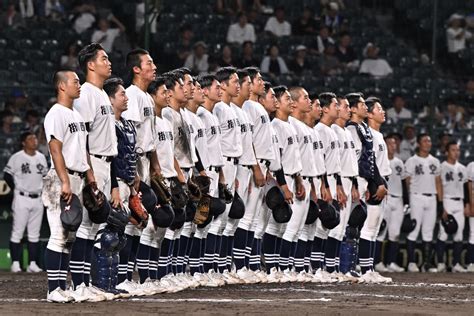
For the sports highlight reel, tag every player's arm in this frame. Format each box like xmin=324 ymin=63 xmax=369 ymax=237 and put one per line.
xmin=351 ymin=177 xmax=359 ymax=202
xmin=463 ymin=180 xmax=471 ymax=216
xmin=84 ymin=147 xmax=96 ymax=185
xmin=469 ymin=180 xmax=473 ymax=216
xmin=172 ymin=157 xmax=186 ymax=184
xmin=274 ymin=167 xmax=293 ymax=204
xmin=310 ymin=179 xmax=318 ymax=201
xmin=321 ymin=174 xmax=331 ymax=202
xmin=334 ymin=173 xmax=347 ymax=208
xmin=295 ymin=174 xmax=305 ymax=200
xmin=435 ymin=175 xmax=446 ymax=219
xmin=251 ymin=144 xmax=265 ymax=187
xmin=109 ymin=158 xmax=122 ymax=208
xmin=149 ymin=149 xmax=162 ymax=177
xmin=49 ymin=138 xmax=73 ymax=203
xmin=194 ymin=148 xmax=207 ymax=177
xmin=371 ymin=162 xmax=387 ymax=201
xmin=3 ymin=172 xmax=14 ymax=192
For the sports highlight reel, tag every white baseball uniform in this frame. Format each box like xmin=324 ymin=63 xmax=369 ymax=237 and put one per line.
xmin=384 ymin=157 xmax=407 ymax=242
xmin=183 ymin=108 xmax=209 ymax=170
xmin=439 ymin=161 xmax=467 ymax=242
xmin=5 ymin=150 xmax=48 ymax=244
xmin=162 ymin=107 xmax=194 ymax=169
xmin=73 ymin=82 xmax=117 ymax=240
xmin=42 ymin=103 xmax=89 ymax=253
xmin=329 ymin=123 xmax=359 ymax=241
xmin=405 ymin=154 xmax=440 ymax=242
xmin=467 ymin=162 xmax=474 ymax=245
xmin=182 ymin=108 xmax=200 ymax=165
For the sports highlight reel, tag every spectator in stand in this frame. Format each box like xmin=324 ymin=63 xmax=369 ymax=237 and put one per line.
xmin=184 ymin=41 xmax=209 ymax=75
xmin=264 ymin=6 xmax=291 ymax=37
xmin=321 ymin=1 xmax=347 ymax=34
xmin=237 ymin=41 xmax=260 ymax=68
xmin=71 ymin=1 xmax=96 ymax=34
xmin=91 ymin=17 xmax=126 ymax=53
xmin=387 ymin=132 xmax=403 ymax=157
xmin=335 ymin=32 xmax=358 ymax=70
xmin=260 ymin=44 xmax=289 ymax=79
xmin=0 ymin=110 xmax=15 ymax=137
xmin=218 ymin=45 xmax=235 ymax=67
xmin=446 ymin=14 xmax=472 ymax=54
xmin=288 ymin=45 xmax=312 ymax=75
xmin=435 ymin=132 xmax=452 ymax=161
xmin=247 ymin=8 xmax=264 ymax=33
xmin=466 ymin=78 xmax=474 ymax=96
xmin=60 ymin=40 xmax=82 ymax=72
xmin=227 ymin=12 xmax=256 ymax=45
xmin=18 ymin=0 xmax=34 ymax=18
xmin=359 ymin=42 xmax=393 ymax=78
xmin=292 ymin=6 xmax=319 ymax=36
xmin=44 ymin=0 xmax=65 ymax=18
xmin=23 ymin=110 xmax=41 ymax=134
xmin=399 ymin=124 xmax=417 ymax=162
xmin=0 ymin=3 xmax=25 ymax=29
xmin=443 ymin=99 xmax=466 ymax=130
xmin=313 ymin=25 xmax=335 ymax=55
xmin=216 ymin=0 xmax=243 ymax=15
xmin=319 ymin=43 xmax=343 ymax=75
xmin=176 ymin=23 xmax=194 ymax=67
xmin=386 ymin=95 xmax=413 ymax=122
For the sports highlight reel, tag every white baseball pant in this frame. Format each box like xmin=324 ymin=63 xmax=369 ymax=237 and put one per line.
xmin=264 ymin=175 xmax=295 ymax=238
xmin=438 ymin=198 xmax=465 ymax=242
xmin=223 ymin=165 xmax=252 ymax=236
xmin=382 ymin=195 xmax=404 ymax=242
xmin=282 ymin=178 xmax=311 ymax=242
xmin=407 ymin=194 xmax=437 ymax=242
xmin=10 ymin=191 xmax=44 ymax=243
xmin=328 ymin=177 xmax=353 ymax=241
xmin=194 ymin=167 xmax=220 ymax=239
xmin=314 ymin=175 xmax=338 ymax=240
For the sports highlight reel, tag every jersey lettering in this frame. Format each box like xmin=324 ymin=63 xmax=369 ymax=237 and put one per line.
xmin=458 ymin=172 xmax=464 ymax=182
xmin=21 ymin=162 xmax=31 ymax=174
xmin=227 ymin=119 xmax=235 ymax=129
xmin=68 ymin=122 xmax=86 ymax=134
xmin=288 ymin=136 xmax=294 ymax=145
xmin=445 ymin=171 xmax=454 ymax=182
xmin=415 ymin=164 xmax=424 ymax=175
xmin=143 ymin=107 xmax=154 ymax=117
xmin=395 ymin=165 xmax=402 ymax=176
xmin=260 ymin=115 xmax=268 ymax=124
xmin=429 ymin=164 xmax=437 ymax=175
xmin=36 ymin=163 xmax=45 ymax=175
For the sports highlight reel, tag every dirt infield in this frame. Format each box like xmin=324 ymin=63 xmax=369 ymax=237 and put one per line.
xmin=0 ymin=272 xmax=472 ymax=315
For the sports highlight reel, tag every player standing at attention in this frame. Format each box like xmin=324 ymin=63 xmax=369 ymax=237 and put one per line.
xmin=5 ymin=131 xmax=48 ymax=273
xmin=436 ymin=141 xmax=469 ymax=273
xmin=43 ymin=70 xmax=90 ymax=302
xmin=467 ymin=161 xmax=474 ymax=272
xmin=70 ymin=43 xmax=117 ymax=300
xmin=405 ymin=134 xmax=442 ymax=273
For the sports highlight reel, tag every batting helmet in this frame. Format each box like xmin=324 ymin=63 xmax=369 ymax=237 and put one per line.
xmin=272 ymin=202 xmax=292 ymax=224
xmin=305 ymin=198 xmax=319 ymax=225
xmin=401 ymin=214 xmax=417 ymax=233
xmin=106 ymin=206 xmax=129 ymax=233
xmin=89 ymin=199 xmax=111 ymax=224
xmin=170 ymin=207 xmax=185 ymax=230
xmin=60 ymin=194 xmax=83 ymax=232
xmin=151 ymin=204 xmax=175 ymax=228
xmin=346 ymin=226 xmax=359 ymax=240
xmin=139 ymin=181 xmax=158 ymax=213
xmin=348 ymin=200 xmax=367 ymax=228
xmin=441 ymin=214 xmax=458 ymax=235
xmin=265 ymin=186 xmax=285 ymax=210
xmin=229 ymin=191 xmax=245 ymax=219
xmin=185 ymin=200 xmax=197 ymax=222
xmin=210 ymin=196 xmax=226 ymax=217
xmin=319 ymin=199 xmax=340 ymax=229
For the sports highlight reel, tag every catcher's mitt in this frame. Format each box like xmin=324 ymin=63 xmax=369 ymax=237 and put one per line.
xmin=218 ymin=182 xmax=233 ymax=204
xmin=169 ymin=177 xmax=188 ymax=209
xmin=193 ymin=175 xmax=211 ymax=195
xmin=150 ymin=174 xmax=171 ymax=205
xmin=82 ymin=182 xmax=106 ymax=212
xmin=187 ymin=179 xmax=202 ymax=201
xmin=193 ymin=194 xmax=210 ymax=225
xmin=128 ymin=194 xmax=149 ymax=229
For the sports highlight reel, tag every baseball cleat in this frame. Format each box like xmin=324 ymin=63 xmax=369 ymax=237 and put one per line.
xmin=387 ymin=263 xmax=405 ymax=272
xmin=467 ymin=264 xmax=474 ymax=272
xmin=436 ymin=263 xmax=447 ymax=273
xmin=374 ymin=262 xmax=389 ymax=273
xmin=452 ymin=263 xmax=468 ymax=273
xmin=47 ymin=287 xmax=74 ymax=303
xmin=407 ymin=263 xmax=420 ymax=273
xmin=11 ymin=261 xmax=22 ymax=273
xmin=27 ymin=262 xmax=43 ymax=273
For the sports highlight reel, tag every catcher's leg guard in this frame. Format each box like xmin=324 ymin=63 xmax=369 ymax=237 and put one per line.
xmin=339 ymin=238 xmax=359 ymax=274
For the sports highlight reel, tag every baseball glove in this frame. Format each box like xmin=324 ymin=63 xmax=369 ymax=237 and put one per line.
xmin=150 ymin=174 xmax=172 ymax=205
xmin=169 ymin=177 xmax=189 ymax=209
xmin=128 ymin=194 xmax=149 ymax=229
xmin=218 ymin=182 xmax=233 ymax=204
xmin=193 ymin=175 xmax=211 ymax=195
xmin=82 ymin=182 xmax=106 ymax=212
xmin=187 ymin=179 xmax=202 ymax=201
xmin=193 ymin=194 xmax=211 ymax=225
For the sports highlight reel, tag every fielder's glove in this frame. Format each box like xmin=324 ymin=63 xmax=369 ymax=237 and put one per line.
xmin=128 ymin=194 xmax=149 ymax=229
xmin=218 ymin=182 xmax=233 ymax=204
xmin=82 ymin=182 xmax=106 ymax=213
xmin=193 ymin=194 xmax=211 ymax=225
xmin=150 ymin=173 xmax=172 ymax=205
xmin=169 ymin=177 xmax=189 ymax=209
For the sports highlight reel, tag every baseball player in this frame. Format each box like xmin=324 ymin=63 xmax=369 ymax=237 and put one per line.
xmin=436 ymin=141 xmax=469 ymax=273
xmin=264 ymin=85 xmax=305 ymax=282
xmin=70 ymin=43 xmax=117 ymax=300
xmin=313 ymin=92 xmax=344 ymax=281
xmin=346 ymin=93 xmax=389 ymax=283
xmin=287 ymin=87 xmax=319 ymax=282
xmin=236 ymin=69 xmax=273 ymax=283
xmin=327 ymin=96 xmax=359 ymax=279
xmin=206 ymin=67 xmax=242 ymax=279
xmin=380 ymin=135 xmax=409 ymax=273
xmin=43 ymin=70 xmax=91 ymax=302
xmin=467 ymin=161 xmax=474 ymax=272
xmin=404 ymin=133 xmax=442 ymax=273
xmin=196 ymin=74 xmax=226 ymax=285
xmin=5 ymin=131 xmax=48 ymax=273
xmin=366 ymin=97 xmax=392 ymax=276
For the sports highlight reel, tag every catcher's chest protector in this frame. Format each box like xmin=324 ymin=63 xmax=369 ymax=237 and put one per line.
xmin=115 ymin=118 xmax=138 ymax=183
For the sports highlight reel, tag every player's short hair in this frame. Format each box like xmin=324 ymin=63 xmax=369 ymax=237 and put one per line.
xmin=52 ymin=70 xmax=74 ymax=92
xmin=445 ymin=140 xmax=458 ymax=152
xmin=318 ymin=92 xmax=337 ymax=107
xmin=20 ymin=131 xmax=35 ymax=143
xmin=366 ymin=96 xmax=381 ymax=112
xmin=416 ymin=133 xmax=430 ymax=144
xmin=263 ymin=81 xmax=272 ymax=94
xmin=345 ymin=92 xmax=363 ymax=108
xmin=244 ymin=67 xmax=260 ymax=81
xmin=103 ymin=77 xmax=124 ymax=97
xmin=216 ymin=66 xmax=237 ymax=84
xmin=176 ymin=67 xmax=192 ymax=76
xmin=273 ymin=85 xmax=288 ymax=100
xmin=289 ymin=86 xmax=304 ymax=101
xmin=163 ymin=71 xmax=181 ymax=91
xmin=236 ymin=69 xmax=249 ymax=84
xmin=386 ymin=132 xmax=402 ymax=141
xmin=148 ymin=76 xmax=166 ymax=95
xmin=126 ymin=48 xmax=149 ymax=75
xmin=78 ymin=43 xmax=105 ymax=75
xmin=198 ymin=74 xmax=217 ymax=89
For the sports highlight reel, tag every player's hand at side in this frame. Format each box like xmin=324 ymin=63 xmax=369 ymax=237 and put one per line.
xmin=111 ymin=187 xmax=123 ymax=209
xmin=61 ymin=181 xmax=73 ymax=204
xmin=310 ymin=187 xmax=318 ymax=201
xmin=464 ymin=204 xmax=470 ymax=217
xmin=295 ymin=177 xmax=305 ymax=201
xmin=252 ymin=165 xmax=265 ymax=187
xmin=235 ymin=178 xmax=239 ymax=190
xmin=321 ymin=186 xmax=332 ymax=202
xmin=351 ymin=185 xmax=360 ymax=202
xmin=133 ymin=174 xmax=141 ymax=193
xmin=442 ymin=209 xmax=448 ymax=221
xmin=281 ymin=184 xmax=294 ymax=204
xmin=374 ymin=184 xmax=387 ymax=201
xmin=336 ymin=185 xmax=347 ymax=208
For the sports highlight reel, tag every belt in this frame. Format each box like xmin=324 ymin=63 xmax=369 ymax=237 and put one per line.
xmin=259 ymin=159 xmax=271 ymax=167
xmin=117 ymin=178 xmax=134 ymax=186
xmin=181 ymin=167 xmax=191 ymax=173
xmin=343 ymin=176 xmax=356 ymax=181
xmin=302 ymin=176 xmax=313 ymax=181
xmin=91 ymin=154 xmax=113 ymax=162
xmin=67 ymin=169 xmax=86 ymax=179
xmin=19 ymin=191 xmax=40 ymax=199
xmin=421 ymin=193 xmax=434 ymax=197
xmin=389 ymin=194 xmax=402 ymax=198
xmin=448 ymin=197 xmax=462 ymax=201
xmin=226 ymin=157 xmax=239 ymax=165
xmin=242 ymin=165 xmax=253 ymax=170
xmin=208 ymin=166 xmax=222 ymax=172
xmin=285 ymin=173 xmax=300 ymax=179
xmin=137 ymin=151 xmax=153 ymax=159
